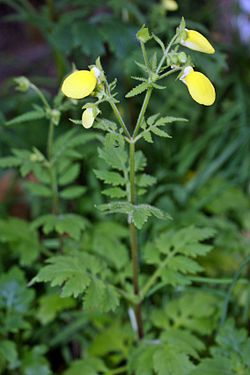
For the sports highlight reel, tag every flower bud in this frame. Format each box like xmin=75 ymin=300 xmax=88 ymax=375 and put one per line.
xmin=14 ymin=76 xmax=30 ymax=92
xmin=51 ymin=109 xmax=61 ymax=126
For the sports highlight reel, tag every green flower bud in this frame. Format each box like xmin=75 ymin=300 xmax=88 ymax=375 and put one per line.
xmin=136 ymin=25 xmax=151 ymax=43
xmin=178 ymin=52 xmax=187 ymax=63
xmin=51 ymin=109 xmax=61 ymax=126
xmin=14 ymin=76 xmax=30 ymax=92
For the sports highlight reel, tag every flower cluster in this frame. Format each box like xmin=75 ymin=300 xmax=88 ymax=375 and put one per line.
xmin=61 ymin=21 xmax=216 ymax=129
xmin=179 ymin=28 xmax=216 ymax=106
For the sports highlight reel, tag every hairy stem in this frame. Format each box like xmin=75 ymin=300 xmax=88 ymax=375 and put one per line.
xmin=129 ymin=142 xmax=144 ymax=339
xmin=133 ymin=87 xmax=152 ymax=138
xmin=109 ymin=100 xmax=131 ymax=139
xmin=140 ymin=41 xmax=149 ymax=68
xmin=47 ymin=119 xmax=60 ymax=215
xmin=156 ymin=34 xmax=178 ymax=74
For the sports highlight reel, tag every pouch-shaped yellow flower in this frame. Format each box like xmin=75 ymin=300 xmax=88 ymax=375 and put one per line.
xmin=181 ymin=29 xmax=215 ymax=54
xmin=180 ymin=66 xmax=215 ymax=106
xmin=81 ymin=107 xmax=99 ymax=129
xmin=61 ymin=70 xmax=97 ymax=99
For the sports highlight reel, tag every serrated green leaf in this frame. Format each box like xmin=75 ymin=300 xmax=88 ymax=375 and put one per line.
xmin=32 ymin=214 xmax=87 ymax=240
xmin=0 ymin=156 xmax=21 ymax=168
xmin=161 ymin=269 xmax=190 ymax=286
xmin=102 ymin=187 xmax=127 ymax=198
xmin=155 ymin=116 xmax=188 ymax=126
xmin=98 ymin=134 xmax=127 ymax=171
xmin=31 ymin=256 xmax=92 ymax=298
xmin=98 ymin=201 xmax=133 ymax=215
xmin=168 ymin=256 xmax=203 ymax=274
xmin=98 ymin=202 xmax=170 ymax=229
xmin=131 ymin=76 xmax=147 ymax=82
xmin=125 ymin=82 xmax=148 ymax=98
xmin=84 ymin=279 xmax=119 ymax=313
xmin=95 ymin=118 xmax=117 ymax=132
xmin=151 ymin=126 xmax=172 ymax=138
xmin=129 ymin=344 xmax=156 ymax=375
xmin=60 ymin=186 xmax=86 ymax=199
xmin=94 ymin=169 xmax=125 ymax=186
xmin=132 ymin=204 xmax=171 ymax=229
xmin=6 ymin=110 xmax=45 ymax=126
xmin=147 ymin=114 xmax=160 ymax=126
xmin=143 ymin=130 xmax=153 ymax=143
xmin=161 ymin=328 xmax=205 ymax=359
xmin=159 ymin=292 xmax=220 ymax=335
xmin=136 ymin=174 xmax=156 ymax=187
xmin=153 ymin=346 xmax=194 ymax=375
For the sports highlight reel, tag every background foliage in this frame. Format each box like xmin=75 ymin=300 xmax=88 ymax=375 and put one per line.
xmin=0 ymin=0 xmax=250 ymax=374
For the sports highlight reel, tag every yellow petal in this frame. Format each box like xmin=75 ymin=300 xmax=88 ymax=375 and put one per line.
xmin=61 ymin=70 xmax=97 ymax=99
xmin=181 ymin=29 xmax=215 ymax=54
xmin=81 ymin=108 xmax=97 ymax=129
xmin=181 ymin=67 xmax=216 ymax=106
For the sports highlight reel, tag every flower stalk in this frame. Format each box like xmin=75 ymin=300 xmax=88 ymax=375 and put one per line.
xmin=129 ymin=141 xmax=144 ymax=339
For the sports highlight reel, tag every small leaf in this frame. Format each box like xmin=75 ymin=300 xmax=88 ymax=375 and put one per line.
xmin=5 ymin=110 xmax=45 ymax=126
xmin=0 ymin=156 xmax=21 ymax=168
xmin=131 ymin=76 xmax=147 ymax=82
xmin=37 ymin=294 xmax=75 ymax=325
xmin=155 ymin=116 xmax=188 ymax=126
xmin=143 ymin=131 xmax=153 ymax=143
xmin=147 ymin=114 xmax=160 ymax=126
xmin=31 ymin=256 xmax=92 ymax=298
xmin=60 ymin=186 xmax=86 ymax=199
xmin=125 ymin=82 xmax=148 ymax=98
xmin=152 ymin=33 xmax=165 ymax=52
xmin=58 ymin=164 xmax=80 ymax=186
xmin=94 ymin=169 xmax=125 ymax=186
xmin=102 ymin=187 xmax=127 ymax=198
xmin=153 ymin=346 xmax=194 ymax=375
xmin=25 ymin=182 xmax=52 ymax=197
xmin=152 ymin=83 xmax=166 ymax=90
xmin=136 ymin=174 xmax=156 ymax=187
xmin=84 ymin=279 xmax=119 ymax=313
xmin=151 ymin=127 xmax=172 ymax=138
xmin=32 ymin=214 xmax=87 ymax=240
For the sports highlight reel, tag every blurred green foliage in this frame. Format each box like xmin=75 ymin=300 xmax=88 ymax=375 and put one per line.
xmin=0 ymin=0 xmax=250 ymax=374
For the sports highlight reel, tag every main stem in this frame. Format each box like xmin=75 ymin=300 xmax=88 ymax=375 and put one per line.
xmin=129 ymin=142 xmax=144 ymax=339
xmin=47 ymin=119 xmax=60 ymax=214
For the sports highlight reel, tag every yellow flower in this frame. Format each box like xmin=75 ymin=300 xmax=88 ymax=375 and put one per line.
xmin=180 ymin=66 xmax=216 ymax=106
xmin=61 ymin=69 xmax=97 ymax=99
xmin=181 ymin=29 xmax=215 ymax=54
xmin=81 ymin=107 xmax=99 ymax=129
xmin=162 ymin=0 xmax=178 ymax=11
